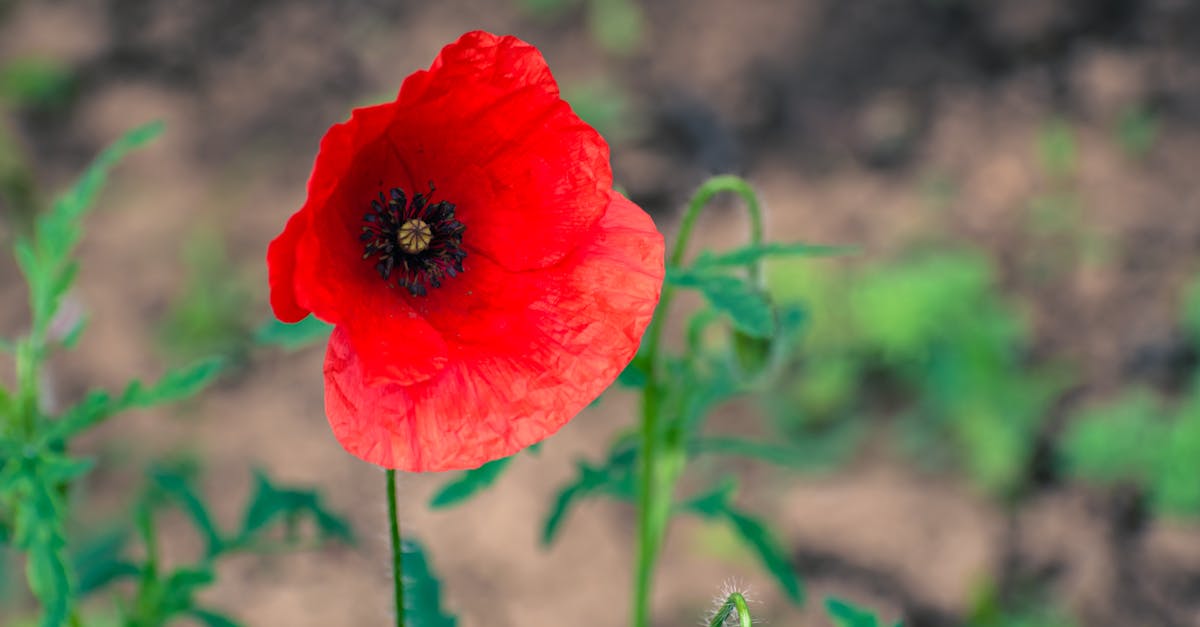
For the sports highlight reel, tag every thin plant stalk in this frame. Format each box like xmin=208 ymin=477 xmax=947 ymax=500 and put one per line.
xmin=633 ymin=176 xmax=764 ymax=627
xmin=386 ymin=469 xmax=405 ymax=627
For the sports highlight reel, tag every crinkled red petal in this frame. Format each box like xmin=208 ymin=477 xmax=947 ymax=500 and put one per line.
xmin=389 ymin=31 xmax=611 ymax=272
xmin=323 ymin=192 xmax=664 ymax=471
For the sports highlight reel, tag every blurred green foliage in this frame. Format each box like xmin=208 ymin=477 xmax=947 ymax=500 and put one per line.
xmin=967 ymin=581 xmax=1076 ymax=627
xmin=767 ymin=249 xmax=1068 ymax=497
xmin=1 ymin=124 xmax=352 ymax=626
xmin=1067 ymin=391 xmax=1200 ymax=516
xmin=515 ymin=0 xmax=645 ymax=56
xmin=562 ymin=80 xmax=634 ymax=142
xmin=0 ymin=58 xmax=75 ymax=110
xmin=159 ymin=229 xmax=255 ymax=364
xmin=1114 ymin=105 xmax=1159 ymax=159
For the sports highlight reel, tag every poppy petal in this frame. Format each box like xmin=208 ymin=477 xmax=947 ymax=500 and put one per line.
xmin=389 ymin=31 xmax=611 ymax=272
xmin=323 ymin=191 xmax=663 ymax=471
xmin=266 ymin=208 xmax=309 ymax=323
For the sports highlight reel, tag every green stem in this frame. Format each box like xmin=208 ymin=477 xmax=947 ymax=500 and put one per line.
xmin=386 ymin=469 xmax=405 ymax=627
xmin=707 ymin=592 xmax=752 ymax=627
xmin=632 ymin=175 xmax=765 ymax=627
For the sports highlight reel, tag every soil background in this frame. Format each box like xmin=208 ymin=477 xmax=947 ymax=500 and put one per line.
xmin=2 ymin=0 xmax=1200 ymax=626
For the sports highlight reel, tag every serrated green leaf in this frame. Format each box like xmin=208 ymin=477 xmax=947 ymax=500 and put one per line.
xmin=401 ymin=538 xmax=458 ymax=627
xmin=726 ymin=508 xmax=803 ymax=603
xmin=18 ymin=122 xmax=163 ymax=336
xmin=149 ymin=468 xmax=223 ymax=557
xmin=42 ymin=390 xmax=113 ymax=444
xmin=668 ymin=270 xmax=773 ymax=338
xmin=255 ymin=315 xmax=332 ymax=350
xmin=542 ymin=443 xmax=637 ymax=545
xmin=825 ymin=597 xmax=884 ymax=627
xmin=43 ymin=358 xmax=222 ymax=445
xmin=429 ymin=455 xmax=515 ymax=509
xmin=239 ymin=470 xmax=352 ymax=544
xmin=692 ymin=242 xmax=852 ymax=269
xmin=72 ymin=529 xmax=136 ymax=596
xmin=122 ymin=357 xmax=225 ymax=408
xmin=161 ymin=566 xmax=214 ymax=613
xmin=684 ymin=482 xmax=803 ymax=605
xmin=679 ymin=479 xmax=737 ymax=517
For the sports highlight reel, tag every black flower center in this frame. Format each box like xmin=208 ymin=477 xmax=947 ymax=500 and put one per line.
xmin=360 ymin=184 xmax=466 ymax=297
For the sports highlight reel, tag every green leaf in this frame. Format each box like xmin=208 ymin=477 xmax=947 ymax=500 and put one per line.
xmin=692 ymin=242 xmax=851 ymax=270
xmin=255 ymin=315 xmax=332 ymax=350
xmin=44 ymin=357 xmax=223 ymax=444
xmin=43 ymin=390 xmax=113 ymax=444
xmin=401 ymin=539 xmax=458 ymax=627
xmin=690 ymin=437 xmax=816 ymax=470
xmin=149 ymin=467 xmax=224 ymax=557
xmin=616 ymin=358 xmax=648 ymax=388
xmin=122 ymin=356 xmax=225 ymax=408
xmin=429 ymin=455 xmax=516 ymax=509
xmin=72 ymin=529 xmax=137 ymax=596
xmin=160 ymin=566 xmax=215 ymax=615
xmin=542 ymin=443 xmax=637 ymax=545
xmin=668 ymin=270 xmax=773 ymax=338
xmin=27 ymin=541 xmax=71 ymax=627
xmin=726 ymin=509 xmax=803 ymax=603
xmin=684 ymin=481 xmax=803 ymax=605
xmin=238 ymin=469 xmax=353 ymax=544
xmin=825 ymin=597 xmax=894 ymax=627
xmin=21 ymin=122 xmax=163 ymax=333
xmin=39 ymin=454 xmax=95 ymax=484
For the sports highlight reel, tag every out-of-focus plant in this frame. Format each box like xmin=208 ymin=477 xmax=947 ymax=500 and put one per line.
xmin=1062 ymin=274 xmax=1200 ymax=517
xmin=515 ymin=0 xmax=646 ymax=56
xmin=766 ymin=249 xmax=1069 ymax=498
xmin=967 ymin=581 xmax=1076 ymax=627
xmin=159 ymin=228 xmax=256 ymax=365
xmin=1114 ymin=104 xmax=1159 ymax=160
xmin=0 ymin=124 xmax=351 ymax=626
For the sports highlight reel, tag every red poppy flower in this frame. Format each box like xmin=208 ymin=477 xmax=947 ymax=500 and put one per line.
xmin=266 ymin=31 xmax=664 ymax=472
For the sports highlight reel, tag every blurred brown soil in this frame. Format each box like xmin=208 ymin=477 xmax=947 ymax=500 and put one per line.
xmin=3 ymin=0 xmax=1200 ymax=625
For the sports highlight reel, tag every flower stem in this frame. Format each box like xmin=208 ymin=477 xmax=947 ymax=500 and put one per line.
xmin=386 ymin=469 xmax=405 ymax=627
xmin=633 ymin=175 xmax=765 ymax=627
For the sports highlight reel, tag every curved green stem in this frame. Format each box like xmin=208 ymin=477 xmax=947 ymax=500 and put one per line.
xmin=708 ymin=591 xmax=752 ymax=627
xmin=386 ymin=469 xmax=405 ymax=627
xmin=633 ymin=175 xmax=765 ymax=627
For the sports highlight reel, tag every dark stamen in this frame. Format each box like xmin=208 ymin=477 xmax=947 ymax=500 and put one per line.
xmin=359 ymin=183 xmax=466 ymax=296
